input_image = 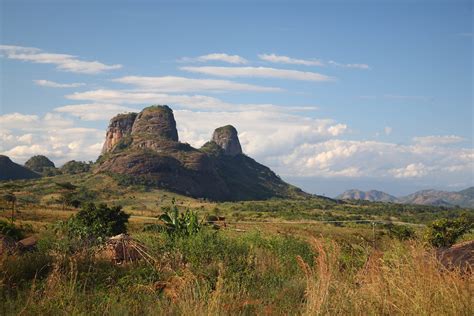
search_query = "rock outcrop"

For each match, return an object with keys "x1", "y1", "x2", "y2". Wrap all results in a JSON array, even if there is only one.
[
  {"x1": 96, "y1": 105, "x2": 305, "y2": 201},
  {"x1": 102, "y1": 112, "x2": 137, "y2": 154},
  {"x1": 24, "y1": 155, "x2": 55, "y2": 173},
  {"x1": 0, "y1": 155, "x2": 40, "y2": 181},
  {"x1": 211, "y1": 125, "x2": 242, "y2": 156}
]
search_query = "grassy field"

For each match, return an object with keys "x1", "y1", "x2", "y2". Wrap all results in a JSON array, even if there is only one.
[{"x1": 0, "y1": 174, "x2": 472, "y2": 315}]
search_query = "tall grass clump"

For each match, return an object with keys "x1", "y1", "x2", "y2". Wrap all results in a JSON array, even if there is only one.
[{"x1": 297, "y1": 238, "x2": 472, "y2": 315}]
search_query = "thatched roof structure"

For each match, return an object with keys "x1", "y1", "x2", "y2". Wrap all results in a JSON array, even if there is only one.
[{"x1": 97, "y1": 234, "x2": 155, "y2": 264}]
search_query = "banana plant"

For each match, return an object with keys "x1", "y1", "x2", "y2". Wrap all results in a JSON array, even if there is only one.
[{"x1": 159, "y1": 201, "x2": 201, "y2": 236}]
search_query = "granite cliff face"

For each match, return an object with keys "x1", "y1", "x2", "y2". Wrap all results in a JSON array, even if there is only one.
[
  {"x1": 211, "y1": 125, "x2": 242, "y2": 156},
  {"x1": 96, "y1": 105, "x2": 304, "y2": 201},
  {"x1": 102, "y1": 113, "x2": 137, "y2": 154}
]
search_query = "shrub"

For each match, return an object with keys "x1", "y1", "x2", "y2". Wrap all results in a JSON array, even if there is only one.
[
  {"x1": 0, "y1": 220, "x2": 24, "y2": 240},
  {"x1": 425, "y1": 215, "x2": 472, "y2": 248},
  {"x1": 384, "y1": 223, "x2": 416, "y2": 241},
  {"x1": 64, "y1": 203, "x2": 130, "y2": 243}
]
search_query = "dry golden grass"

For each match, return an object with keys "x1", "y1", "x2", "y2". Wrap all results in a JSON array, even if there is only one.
[{"x1": 297, "y1": 238, "x2": 473, "y2": 315}]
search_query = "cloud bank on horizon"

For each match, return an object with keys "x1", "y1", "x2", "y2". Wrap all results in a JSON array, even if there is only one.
[{"x1": 1, "y1": 1, "x2": 472, "y2": 196}]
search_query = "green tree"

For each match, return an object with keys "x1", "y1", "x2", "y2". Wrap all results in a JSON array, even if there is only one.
[
  {"x1": 65, "y1": 203, "x2": 130, "y2": 242},
  {"x1": 425, "y1": 215, "x2": 473, "y2": 248}
]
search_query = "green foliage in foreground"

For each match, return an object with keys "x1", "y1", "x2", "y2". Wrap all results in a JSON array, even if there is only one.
[
  {"x1": 384, "y1": 223, "x2": 416, "y2": 241},
  {"x1": 159, "y1": 200, "x2": 202, "y2": 237},
  {"x1": 0, "y1": 220, "x2": 25, "y2": 240},
  {"x1": 62, "y1": 203, "x2": 130, "y2": 242},
  {"x1": 425, "y1": 215, "x2": 473, "y2": 247}
]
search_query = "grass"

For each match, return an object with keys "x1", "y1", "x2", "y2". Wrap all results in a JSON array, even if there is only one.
[
  {"x1": 1, "y1": 227, "x2": 471, "y2": 315},
  {"x1": 0, "y1": 173, "x2": 472, "y2": 315}
]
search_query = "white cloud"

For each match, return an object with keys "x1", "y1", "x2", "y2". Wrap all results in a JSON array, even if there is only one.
[
  {"x1": 390, "y1": 163, "x2": 428, "y2": 178},
  {"x1": 112, "y1": 76, "x2": 281, "y2": 92},
  {"x1": 0, "y1": 45, "x2": 122, "y2": 74},
  {"x1": 34, "y1": 79, "x2": 85, "y2": 88},
  {"x1": 66, "y1": 89, "x2": 234, "y2": 110},
  {"x1": 0, "y1": 112, "x2": 73, "y2": 130},
  {"x1": 413, "y1": 135, "x2": 465, "y2": 145},
  {"x1": 180, "y1": 66, "x2": 335, "y2": 82},
  {"x1": 65, "y1": 89, "x2": 317, "y2": 113},
  {"x1": 1, "y1": 107, "x2": 472, "y2": 186},
  {"x1": 174, "y1": 110, "x2": 348, "y2": 159},
  {"x1": 180, "y1": 53, "x2": 248, "y2": 64},
  {"x1": 258, "y1": 53, "x2": 324, "y2": 66},
  {"x1": 328, "y1": 60, "x2": 370, "y2": 70},
  {"x1": 0, "y1": 113, "x2": 103, "y2": 165},
  {"x1": 54, "y1": 104, "x2": 138, "y2": 121}
]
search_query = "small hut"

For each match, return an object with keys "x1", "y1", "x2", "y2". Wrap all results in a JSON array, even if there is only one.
[{"x1": 97, "y1": 234, "x2": 155, "y2": 264}]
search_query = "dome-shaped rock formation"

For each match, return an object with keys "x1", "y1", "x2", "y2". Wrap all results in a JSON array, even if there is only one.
[
  {"x1": 24, "y1": 155, "x2": 55, "y2": 173},
  {"x1": 212, "y1": 125, "x2": 242, "y2": 156},
  {"x1": 96, "y1": 105, "x2": 306, "y2": 201}
]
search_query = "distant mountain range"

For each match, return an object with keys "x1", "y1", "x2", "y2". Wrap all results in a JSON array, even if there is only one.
[{"x1": 337, "y1": 187, "x2": 474, "y2": 208}]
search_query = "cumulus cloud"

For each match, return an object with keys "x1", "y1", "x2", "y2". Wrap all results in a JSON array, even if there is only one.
[
  {"x1": 1, "y1": 107, "x2": 472, "y2": 186},
  {"x1": 180, "y1": 66, "x2": 335, "y2": 82},
  {"x1": 258, "y1": 53, "x2": 324, "y2": 66},
  {"x1": 54, "y1": 104, "x2": 138, "y2": 121},
  {"x1": 180, "y1": 53, "x2": 248, "y2": 64},
  {"x1": 0, "y1": 45, "x2": 122, "y2": 74},
  {"x1": 174, "y1": 110, "x2": 347, "y2": 158},
  {"x1": 112, "y1": 76, "x2": 281, "y2": 92},
  {"x1": 328, "y1": 60, "x2": 370, "y2": 70},
  {"x1": 0, "y1": 112, "x2": 103, "y2": 165},
  {"x1": 34, "y1": 79, "x2": 85, "y2": 88},
  {"x1": 390, "y1": 163, "x2": 428, "y2": 178}
]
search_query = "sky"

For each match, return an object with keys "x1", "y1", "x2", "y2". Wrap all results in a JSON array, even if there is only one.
[{"x1": 0, "y1": 0, "x2": 472, "y2": 197}]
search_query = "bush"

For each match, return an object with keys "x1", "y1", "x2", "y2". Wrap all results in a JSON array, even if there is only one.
[
  {"x1": 425, "y1": 215, "x2": 472, "y2": 248},
  {"x1": 0, "y1": 220, "x2": 24, "y2": 240},
  {"x1": 64, "y1": 203, "x2": 130, "y2": 243},
  {"x1": 384, "y1": 223, "x2": 416, "y2": 241}
]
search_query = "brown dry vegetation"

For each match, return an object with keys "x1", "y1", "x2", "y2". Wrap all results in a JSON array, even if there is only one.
[{"x1": 0, "y1": 175, "x2": 472, "y2": 315}]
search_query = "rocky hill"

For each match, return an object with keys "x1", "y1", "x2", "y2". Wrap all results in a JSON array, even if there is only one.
[
  {"x1": 24, "y1": 155, "x2": 55, "y2": 173},
  {"x1": 96, "y1": 105, "x2": 305, "y2": 201},
  {"x1": 336, "y1": 189, "x2": 398, "y2": 203},
  {"x1": 399, "y1": 189, "x2": 474, "y2": 208},
  {"x1": 0, "y1": 155, "x2": 41, "y2": 181},
  {"x1": 337, "y1": 187, "x2": 474, "y2": 208}
]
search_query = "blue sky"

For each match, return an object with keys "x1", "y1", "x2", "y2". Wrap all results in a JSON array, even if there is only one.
[{"x1": 0, "y1": 0, "x2": 472, "y2": 196}]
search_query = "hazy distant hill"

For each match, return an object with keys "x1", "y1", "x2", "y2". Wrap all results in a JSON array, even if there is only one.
[
  {"x1": 0, "y1": 155, "x2": 41, "y2": 181},
  {"x1": 336, "y1": 189, "x2": 398, "y2": 202},
  {"x1": 337, "y1": 187, "x2": 474, "y2": 208},
  {"x1": 399, "y1": 189, "x2": 474, "y2": 208}
]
